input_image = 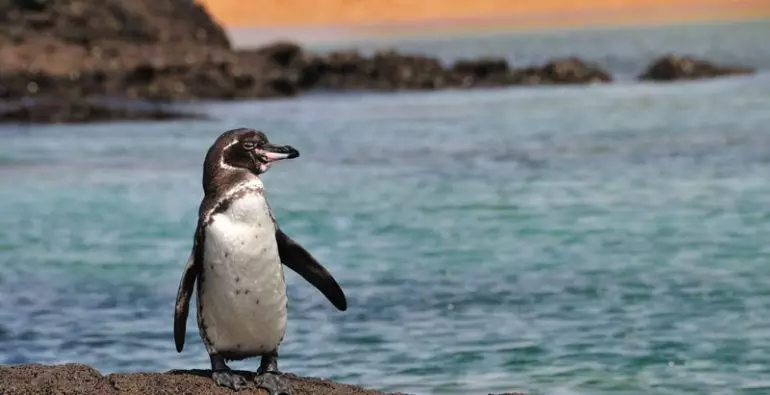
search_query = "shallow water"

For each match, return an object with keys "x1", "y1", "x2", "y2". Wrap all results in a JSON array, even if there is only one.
[{"x1": 2, "y1": 21, "x2": 770, "y2": 395}]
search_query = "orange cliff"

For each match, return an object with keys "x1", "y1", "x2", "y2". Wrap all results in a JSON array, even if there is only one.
[{"x1": 199, "y1": 0, "x2": 770, "y2": 28}]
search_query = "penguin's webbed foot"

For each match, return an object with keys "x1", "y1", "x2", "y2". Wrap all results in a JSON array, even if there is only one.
[
  {"x1": 212, "y1": 370, "x2": 248, "y2": 391},
  {"x1": 254, "y1": 372, "x2": 291, "y2": 395}
]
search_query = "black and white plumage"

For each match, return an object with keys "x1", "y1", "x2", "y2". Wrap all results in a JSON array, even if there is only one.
[{"x1": 173, "y1": 128, "x2": 347, "y2": 394}]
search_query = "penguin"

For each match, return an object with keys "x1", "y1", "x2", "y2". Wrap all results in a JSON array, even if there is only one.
[{"x1": 173, "y1": 128, "x2": 347, "y2": 395}]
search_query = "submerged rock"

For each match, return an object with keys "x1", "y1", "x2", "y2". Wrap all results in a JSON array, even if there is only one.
[
  {"x1": 638, "y1": 55, "x2": 755, "y2": 81},
  {"x1": 0, "y1": 364, "x2": 406, "y2": 395}
]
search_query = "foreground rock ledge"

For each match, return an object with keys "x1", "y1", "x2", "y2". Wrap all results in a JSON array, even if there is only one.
[{"x1": 0, "y1": 364, "x2": 404, "y2": 395}]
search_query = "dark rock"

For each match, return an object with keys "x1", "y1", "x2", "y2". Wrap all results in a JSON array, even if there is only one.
[
  {"x1": 451, "y1": 57, "x2": 510, "y2": 86},
  {"x1": 0, "y1": 0, "x2": 283, "y2": 103},
  {"x1": 13, "y1": 0, "x2": 49, "y2": 11},
  {"x1": 0, "y1": 99, "x2": 204, "y2": 124},
  {"x1": 369, "y1": 49, "x2": 454, "y2": 90},
  {"x1": 0, "y1": 364, "x2": 406, "y2": 395},
  {"x1": 298, "y1": 48, "x2": 457, "y2": 91},
  {"x1": 254, "y1": 41, "x2": 304, "y2": 67},
  {"x1": 0, "y1": 0, "x2": 231, "y2": 48},
  {"x1": 514, "y1": 57, "x2": 612, "y2": 85},
  {"x1": 235, "y1": 42, "x2": 309, "y2": 95},
  {"x1": 638, "y1": 54, "x2": 755, "y2": 81},
  {"x1": 234, "y1": 44, "x2": 614, "y2": 94},
  {"x1": 113, "y1": 46, "x2": 278, "y2": 101}
]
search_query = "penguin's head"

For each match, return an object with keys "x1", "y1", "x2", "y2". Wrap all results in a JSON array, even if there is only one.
[{"x1": 203, "y1": 128, "x2": 300, "y2": 188}]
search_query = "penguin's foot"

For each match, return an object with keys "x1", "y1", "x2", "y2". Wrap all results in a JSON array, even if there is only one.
[
  {"x1": 212, "y1": 370, "x2": 248, "y2": 391},
  {"x1": 254, "y1": 372, "x2": 291, "y2": 395}
]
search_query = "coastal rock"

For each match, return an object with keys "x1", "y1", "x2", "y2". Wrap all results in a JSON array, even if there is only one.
[
  {"x1": 0, "y1": 99, "x2": 204, "y2": 124},
  {"x1": 514, "y1": 57, "x2": 613, "y2": 85},
  {"x1": 0, "y1": 364, "x2": 403, "y2": 395},
  {"x1": 114, "y1": 45, "x2": 284, "y2": 101},
  {"x1": 450, "y1": 57, "x2": 511, "y2": 86},
  {"x1": 0, "y1": 0, "x2": 283, "y2": 103},
  {"x1": 235, "y1": 41, "x2": 308, "y2": 95},
  {"x1": 0, "y1": 0, "x2": 231, "y2": 48},
  {"x1": 234, "y1": 44, "x2": 614, "y2": 94},
  {"x1": 237, "y1": 46, "x2": 460, "y2": 93},
  {"x1": 638, "y1": 55, "x2": 755, "y2": 81},
  {"x1": 306, "y1": 49, "x2": 456, "y2": 91}
]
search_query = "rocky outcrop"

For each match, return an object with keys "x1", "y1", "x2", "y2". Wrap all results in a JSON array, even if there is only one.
[
  {"x1": 0, "y1": 0, "x2": 266, "y2": 103},
  {"x1": 235, "y1": 46, "x2": 613, "y2": 94},
  {"x1": 638, "y1": 54, "x2": 755, "y2": 81},
  {"x1": 0, "y1": 0, "x2": 231, "y2": 48},
  {"x1": 450, "y1": 57, "x2": 511, "y2": 86},
  {"x1": 515, "y1": 57, "x2": 613, "y2": 85},
  {"x1": 308, "y1": 49, "x2": 457, "y2": 91},
  {"x1": 0, "y1": 99, "x2": 204, "y2": 124},
  {"x1": 235, "y1": 41, "x2": 309, "y2": 96},
  {"x1": 0, "y1": 0, "x2": 758, "y2": 125},
  {"x1": 0, "y1": 364, "x2": 402, "y2": 395},
  {"x1": 0, "y1": 43, "x2": 283, "y2": 102}
]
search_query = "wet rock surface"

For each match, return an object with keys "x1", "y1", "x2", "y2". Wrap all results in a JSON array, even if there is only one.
[
  {"x1": 0, "y1": 364, "x2": 406, "y2": 395},
  {"x1": 638, "y1": 55, "x2": 755, "y2": 81}
]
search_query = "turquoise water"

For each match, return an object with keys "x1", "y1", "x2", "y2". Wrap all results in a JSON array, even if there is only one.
[{"x1": 2, "y1": 22, "x2": 770, "y2": 395}]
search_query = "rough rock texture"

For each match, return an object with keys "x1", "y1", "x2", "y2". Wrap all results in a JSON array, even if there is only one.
[
  {"x1": 1, "y1": 0, "x2": 754, "y2": 125},
  {"x1": 0, "y1": 364, "x2": 403, "y2": 395},
  {"x1": 0, "y1": 0, "x2": 270, "y2": 102},
  {"x1": 308, "y1": 49, "x2": 458, "y2": 91},
  {"x1": 515, "y1": 57, "x2": 613, "y2": 85},
  {"x1": 450, "y1": 57, "x2": 511, "y2": 87},
  {"x1": 638, "y1": 54, "x2": 755, "y2": 81},
  {"x1": 0, "y1": 99, "x2": 204, "y2": 123},
  {"x1": 235, "y1": 46, "x2": 613, "y2": 94},
  {"x1": 0, "y1": 0, "x2": 231, "y2": 48},
  {"x1": 235, "y1": 41, "x2": 310, "y2": 96}
]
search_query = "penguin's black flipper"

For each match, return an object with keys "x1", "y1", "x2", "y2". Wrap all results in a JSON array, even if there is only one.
[
  {"x1": 275, "y1": 227, "x2": 347, "y2": 311},
  {"x1": 174, "y1": 224, "x2": 203, "y2": 352}
]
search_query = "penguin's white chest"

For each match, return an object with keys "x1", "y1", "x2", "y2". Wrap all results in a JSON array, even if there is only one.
[{"x1": 197, "y1": 191, "x2": 287, "y2": 357}]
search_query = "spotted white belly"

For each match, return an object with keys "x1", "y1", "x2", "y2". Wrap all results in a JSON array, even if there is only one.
[{"x1": 196, "y1": 190, "x2": 287, "y2": 357}]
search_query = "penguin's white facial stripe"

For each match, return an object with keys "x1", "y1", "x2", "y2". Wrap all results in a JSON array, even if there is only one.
[{"x1": 219, "y1": 140, "x2": 239, "y2": 170}]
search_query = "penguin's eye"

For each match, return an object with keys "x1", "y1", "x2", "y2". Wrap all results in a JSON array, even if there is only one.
[{"x1": 243, "y1": 141, "x2": 255, "y2": 151}]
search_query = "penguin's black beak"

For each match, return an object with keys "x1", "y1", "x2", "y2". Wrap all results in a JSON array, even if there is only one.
[{"x1": 256, "y1": 144, "x2": 300, "y2": 163}]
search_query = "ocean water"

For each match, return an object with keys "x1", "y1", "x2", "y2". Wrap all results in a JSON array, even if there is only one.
[{"x1": 2, "y1": 21, "x2": 770, "y2": 395}]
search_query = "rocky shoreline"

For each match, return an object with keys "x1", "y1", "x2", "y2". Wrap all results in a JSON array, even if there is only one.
[
  {"x1": 0, "y1": 0, "x2": 758, "y2": 124},
  {"x1": 0, "y1": 364, "x2": 524, "y2": 395},
  {"x1": 0, "y1": 98, "x2": 205, "y2": 124}
]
